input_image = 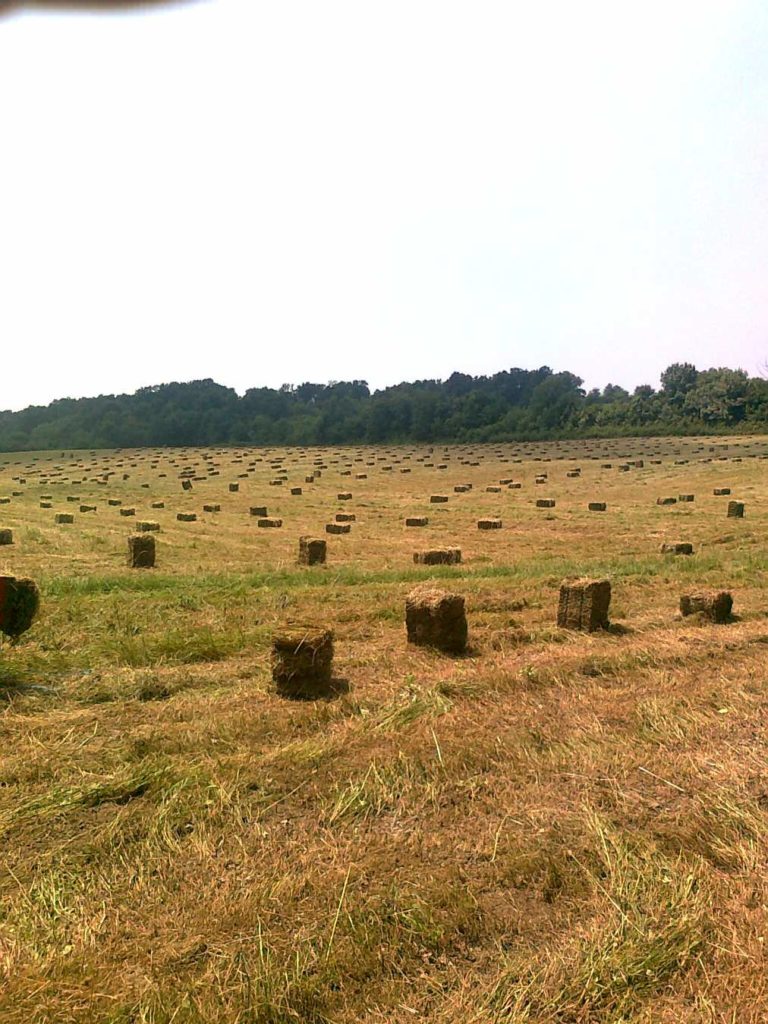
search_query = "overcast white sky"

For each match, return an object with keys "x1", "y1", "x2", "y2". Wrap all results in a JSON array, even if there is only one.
[{"x1": 1, "y1": 0, "x2": 767, "y2": 411}]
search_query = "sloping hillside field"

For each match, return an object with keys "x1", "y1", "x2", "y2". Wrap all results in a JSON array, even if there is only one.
[{"x1": 1, "y1": 436, "x2": 767, "y2": 1023}]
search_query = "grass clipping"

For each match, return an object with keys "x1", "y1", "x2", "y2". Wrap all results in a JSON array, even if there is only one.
[
  {"x1": 0, "y1": 575, "x2": 41, "y2": 639},
  {"x1": 479, "y1": 817, "x2": 711, "y2": 1023}
]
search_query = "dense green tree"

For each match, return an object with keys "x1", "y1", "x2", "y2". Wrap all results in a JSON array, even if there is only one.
[
  {"x1": 660, "y1": 362, "x2": 698, "y2": 405},
  {"x1": 683, "y1": 368, "x2": 748, "y2": 424},
  {"x1": 0, "y1": 363, "x2": 766, "y2": 453}
]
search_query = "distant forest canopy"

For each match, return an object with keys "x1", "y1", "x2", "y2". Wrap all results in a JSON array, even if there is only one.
[{"x1": 2, "y1": 363, "x2": 767, "y2": 452}]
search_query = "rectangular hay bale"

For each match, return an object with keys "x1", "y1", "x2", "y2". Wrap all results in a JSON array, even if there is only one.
[
  {"x1": 680, "y1": 591, "x2": 732, "y2": 623},
  {"x1": 557, "y1": 578, "x2": 611, "y2": 632}
]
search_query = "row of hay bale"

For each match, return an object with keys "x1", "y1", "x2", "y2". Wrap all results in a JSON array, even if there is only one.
[
  {"x1": 6, "y1": 434, "x2": 760, "y2": 487},
  {"x1": 123, "y1": 530, "x2": 736, "y2": 569},
  {"x1": 271, "y1": 578, "x2": 735, "y2": 698},
  {"x1": 4, "y1": 486, "x2": 746, "y2": 545},
  {"x1": 128, "y1": 534, "x2": 465, "y2": 569}
]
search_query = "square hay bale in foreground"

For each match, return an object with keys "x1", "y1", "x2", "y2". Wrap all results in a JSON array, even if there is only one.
[
  {"x1": 272, "y1": 626, "x2": 334, "y2": 698},
  {"x1": 128, "y1": 535, "x2": 156, "y2": 569},
  {"x1": 0, "y1": 575, "x2": 41, "y2": 638},
  {"x1": 557, "y1": 578, "x2": 611, "y2": 632},
  {"x1": 413, "y1": 548, "x2": 462, "y2": 566},
  {"x1": 405, "y1": 585, "x2": 467, "y2": 654},
  {"x1": 298, "y1": 537, "x2": 327, "y2": 565}
]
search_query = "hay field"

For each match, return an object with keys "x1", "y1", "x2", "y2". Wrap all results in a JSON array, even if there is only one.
[{"x1": 1, "y1": 434, "x2": 767, "y2": 1023}]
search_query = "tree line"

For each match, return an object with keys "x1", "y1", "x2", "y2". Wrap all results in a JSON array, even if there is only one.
[{"x1": 1, "y1": 362, "x2": 766, "y2": 452}]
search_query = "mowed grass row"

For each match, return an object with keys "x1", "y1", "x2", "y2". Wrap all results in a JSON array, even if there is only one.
[{"x1": 0, "y1": 436, "x2": 767, "y2": 1023}]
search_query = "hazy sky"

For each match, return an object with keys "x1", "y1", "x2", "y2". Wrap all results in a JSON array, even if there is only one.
[{"x1": 2, "y1": 1, "x2": 767, "y2": 411}]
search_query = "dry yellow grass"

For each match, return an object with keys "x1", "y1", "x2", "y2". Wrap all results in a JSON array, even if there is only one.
[{"x1": 0, "y1": 435, "x2": 767, "y2": 1023}]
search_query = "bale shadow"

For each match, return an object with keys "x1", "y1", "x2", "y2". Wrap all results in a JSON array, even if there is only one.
[
  {"x1": 605, "y1": 622, "x2": 633, "y2": 637},
  {"x1": 0, "y1": 666, "x2": 56, "y2": 701},
  {"x1": 458, "y1": 643, "x2": 484, "y2": 659},
  {"x1": 276, "y1": 676, "x2": 350, "y2": 703}
]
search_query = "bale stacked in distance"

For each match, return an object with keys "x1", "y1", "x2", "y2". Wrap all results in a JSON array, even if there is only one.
[
  {"x1": 272, "y1": 626, "x2": 334, "y2": 698},
  {"x1": 128, "y1": 535, "x2": 156, "y2": 568},
  {"x1": 727, "y1": 501, "x2": 745, "y2": 518},
  {"x1": 680, "y1": 591, "x2": 733, "y2": 623},
  {"x1": 298, "y1": 537, "x2": 327, "y2": 565},
  {"x1": 660, "y1": 542, "x2": 694, "y2": 555},
  {"x1": 326, "y1": 522, "x2": 351, "y2": 534},
  {"x1": 405, "y1": 585, "x2": 467, "y2": 654},
  {"x1": 0, "y1": 575, "x2": 41, "y2": 638},
  {"x1": 557, "y1": 578, "x2": 611, "y2": 631},
  {"x1": 477, "y1": 518, "x2": 502, "y2": 529},
  {"x1": 588, "y1": 502, "x2": 606, "y2": 512},
  {"x1": 413, "y1": 548, "x2": 462, "y2": 565}
]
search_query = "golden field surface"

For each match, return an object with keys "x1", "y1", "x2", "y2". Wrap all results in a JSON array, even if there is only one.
[{"x1": 0, "y1": 435, "x2": 767, "y2": 1023}]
